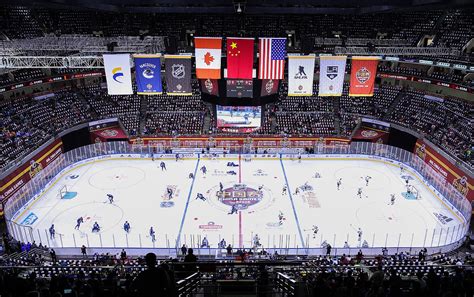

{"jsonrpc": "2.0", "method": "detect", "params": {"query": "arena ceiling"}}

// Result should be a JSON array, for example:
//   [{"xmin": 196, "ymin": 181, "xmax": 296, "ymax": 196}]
[{"xmin": 2, "ymin": 0, "xmax": 473, "ymax": 13}]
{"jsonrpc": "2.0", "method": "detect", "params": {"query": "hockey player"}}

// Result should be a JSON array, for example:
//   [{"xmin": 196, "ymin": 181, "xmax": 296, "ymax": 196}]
[
  {"xmin": 357, "ymin": 187, "xmax": 363, "ymax": 199},
  {"xmin": 390, "ymin": 194, "xmax": 396, "ymax": 205},
  {"xmin": 228, "ymin": 204, "xmax": 238, "ymax": 215},
  {"xmin": 362, "ymin": 240, "xmax": 369, "ymax": 248},
  {"xmin": 297, "ymin": 153, "xmax": 302, "ymax": 163},
  {"xmin": 278, "ymin": 211, "xmax": 285, "ymax": 225},
  {"xmin": 92, "ymin": 222, "xmax": 100, "ymax": 233},
  {"xmin": 282, "ymin": 185, "xmax": 287, "ymax": 195},
  {"xmin": 123, "ymin": 221, "xmax": 130, "ymax": 233},
  {"xmin": 107, "ymin": 193, "xmax": 114, "ymax": 204},
  {"xmin": 400, "ymin": 165, "xmax": 404, "ymax": 174},
  {"xmin": 253, "ymin": 234, "xmax": 261, "ymax": 248},
  {"xmin": 49, "ymin": 224, "xmax": 55, "ymax": 239},
  {"xmin": 200, "ymin": 165, "xmax": 207, "ymax": 175},
  {"xmin": 189, "ymin": 172, "xmax": 194, "ymax": 179},
  {"xmin": 301, "ymin": 182, "xmax": 311, "ymax": 191},
  {"xmin": 364, "ymin": 176, "xmax": 372, "ymax": 186},
  {"xmin": 75, "ymin": 217, "xmax": 84, "ymax": 230},
  {"xmin": 357, "ymin": 228, "xmax": 363, "ymax": 243},
  {"xmin": 149, "ymin": 227, "xmax": 156, "ymax": 242},
  {"xmin": 312, "ymin": 225, "xmax": 319, "ymax": 239},
  {"xmin": 314, "ymin": 172, "xmax": 321, "ymax": 178},
  {"xmin": 175, "ymin": 153, "xmax": 180, "ymax": 162},
  {"xmin": 196, "ymin": 193, "xmax": 206, "ymax": 201},
  {"xmin": 337, "ymin": 178, "xmax": 342, "ymax": 190},
  {"xmin": 167, "ymin": 187, "xmax": 173, "ymax": 200},
  {"xmin": 160, "ymin": 161, "xmax": 166, "ymax": 171},
  {"xmin": 219, "ymin": 182, "xmax": 223, "ymax": 192},
  {"xmin": 294, "ymin": 187, "xmax": 300, "ymax": 195},
  {"xmin": 201, "ymin": 237, "xmax": 210, "ymax": 248},
  {"xmin": 258, "ymin": 185, "xmax": 264, "ymax": 191},
  {"xmin": 219, "ymin": 238, "xmax": 227, "ymax": 249}
]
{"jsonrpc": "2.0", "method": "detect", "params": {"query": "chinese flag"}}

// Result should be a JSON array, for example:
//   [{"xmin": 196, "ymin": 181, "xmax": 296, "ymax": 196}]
[{"xmin": 227, "ymin": 38, "xmax": 254, "ymax": 79}]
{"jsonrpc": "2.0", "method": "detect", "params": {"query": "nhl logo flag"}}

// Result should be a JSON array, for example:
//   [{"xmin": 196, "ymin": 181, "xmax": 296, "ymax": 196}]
[
  {"xmin": 103, "ymin": 54, "xmax": 133, "ymax": 95},
  {"xmin": 288, "ymin": 54, "xmax": 315, "ymax": 96},
  {"xmin": 226, "ymin": 37, "xmax": 254, "ymax": 79},
  {"xmin": 164, "ymin": 55, "xmax": 192, "ymax": 96},
  {"xmin": 258, "ymin": 38, "xmax": 286, "ymax": 80},
  {"xmin": 134, "ymin": 54, "xmax": 163, "ymax": 95},
  {"xmin": 349, "ymin": 56, "xmax": 379, "ymax": 97},
  {"xmin": 318, "ymin": 56, "xmax": 347, "ymax": 96},
  {"xmin": 195, "ymin": 37, "xmax": 222, "ymax": 79}
]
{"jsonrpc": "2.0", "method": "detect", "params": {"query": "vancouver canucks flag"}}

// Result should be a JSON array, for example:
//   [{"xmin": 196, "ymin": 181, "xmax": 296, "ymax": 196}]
[
  {"xmin": 318, "ymin": 56, "xmax": 347, "ymax": 96},
  {"xmin": 134, "ymin": 54, "xmax": 163, "ymax": 95}
]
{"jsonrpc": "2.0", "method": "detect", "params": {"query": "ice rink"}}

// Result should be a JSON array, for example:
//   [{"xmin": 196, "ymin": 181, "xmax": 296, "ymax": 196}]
[{"xmin": 11, "ymin": 154, "xmax": 464, "ymax": 251}]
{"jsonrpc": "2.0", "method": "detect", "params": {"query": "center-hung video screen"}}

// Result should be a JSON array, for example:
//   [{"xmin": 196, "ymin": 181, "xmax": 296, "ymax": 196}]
[{"xmin": 216, "ymin": 105, "xmax": 262, "ymax": 133}]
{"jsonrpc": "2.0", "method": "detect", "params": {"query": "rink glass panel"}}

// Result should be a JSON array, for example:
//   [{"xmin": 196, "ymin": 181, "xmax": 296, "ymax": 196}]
[{"xmin": 3, "ymin": 141, "xmax": 471, "ymax": 255}]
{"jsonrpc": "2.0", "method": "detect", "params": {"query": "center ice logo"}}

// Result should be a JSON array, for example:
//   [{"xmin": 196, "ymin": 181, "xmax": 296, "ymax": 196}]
[{"xmin": 218, "ymin": 184, "xmax": 262, "ymax": 210}]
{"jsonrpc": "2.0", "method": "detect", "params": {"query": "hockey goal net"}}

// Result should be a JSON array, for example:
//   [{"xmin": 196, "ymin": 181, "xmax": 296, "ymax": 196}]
[
  {"xmin": 58, "ymin": 185, "xmax": 68, "ymax": 199},
  {"xmin": 405, "ymin": 185, "xmax": 421, "ymax": 200}
]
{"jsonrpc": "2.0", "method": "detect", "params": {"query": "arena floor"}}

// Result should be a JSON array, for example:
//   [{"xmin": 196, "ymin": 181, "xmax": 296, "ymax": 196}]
[{"xmin": 11, "ymin": 155, "xmax": 463, "ymax": 251}]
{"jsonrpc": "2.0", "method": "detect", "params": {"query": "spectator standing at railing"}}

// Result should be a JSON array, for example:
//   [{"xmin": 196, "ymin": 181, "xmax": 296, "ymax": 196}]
[
  {"xmin": 181, "ymin": 244, "xmax": 187, "ymax": 256},
  {"xmin": 183, "ymin": 248, "xmax": 198, "ymax": 274},
  {"xmin": 50, "ymin": 248, "xmax": 57, "ymax": 263},
  {"xmin": 132, "ymin": 252, "xmax": 174, "ymax": 297}
]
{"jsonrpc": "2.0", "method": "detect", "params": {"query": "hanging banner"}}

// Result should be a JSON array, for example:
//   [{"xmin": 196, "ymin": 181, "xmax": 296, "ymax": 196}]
[
  {"xmin": 103, "ymin": 54, "xmax": 133, "ymax": 95},
  {"xmin": 258, "ymin": 37, "xmax": 286, "ymax": 80},
  {"xmin": 318, "ymin": 55, "xmax": 347, "ymax": 96},
  {"xmin": 226, "ymin": 37, "xmax": 254, "ymax": 79},
  {"xmin": 164, "ymin": 55, "xmax": 192, "ymax": 96},
  {"xmin": 261, "ymin": 79, "xmax": 279, "ymax": 96},
  {"xmin": 200, "ymin": 79, "xmax": 219, "ymax": 96},
  {"xmin": 349, "ymin": 56, "xmax": 379, "ymax": 97},
  {"xmin": 134, "ymin": 54, "xmax": 163, "ymax": 95},
  {"xmin": 288, "ymin": 54, "xmax": 315, "ymax": 96},
  {"xmin": 195, "ymin": 37, "xmax": 222, "ymax": 79}
]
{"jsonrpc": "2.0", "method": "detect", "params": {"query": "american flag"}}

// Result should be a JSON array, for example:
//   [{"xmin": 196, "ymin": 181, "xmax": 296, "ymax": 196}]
[{"xmin": 258, "ymin": 38, "xmax": 286, "ymax": 80}]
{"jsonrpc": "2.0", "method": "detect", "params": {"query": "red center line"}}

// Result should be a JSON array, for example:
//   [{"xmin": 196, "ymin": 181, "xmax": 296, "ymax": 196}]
[
  {"xmin": 239, "ymin": 211, "xmax": 243, "ymax": 249},
  {"xmin": 238, "ymin": 154, "xmax": 243, "ymax": 248},
  {"xmin": 238, "ymin": 154, "xmax": 242, "ymax": 183}
]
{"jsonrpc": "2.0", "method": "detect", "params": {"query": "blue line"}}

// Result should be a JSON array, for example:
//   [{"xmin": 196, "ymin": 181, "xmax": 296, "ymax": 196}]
[
  {"xmin": 176, "ymin": 154, "xmax": 200, "ymax": 249},
  {"xmin": 279, "ymin": 154, "xmax": 305, "ymax": 248}
]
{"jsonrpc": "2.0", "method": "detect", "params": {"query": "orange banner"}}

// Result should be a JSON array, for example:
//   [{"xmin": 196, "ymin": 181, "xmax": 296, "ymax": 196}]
[{"xmin": 349, "ymin": 57, "xmax": 379, "ymax": 96}]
